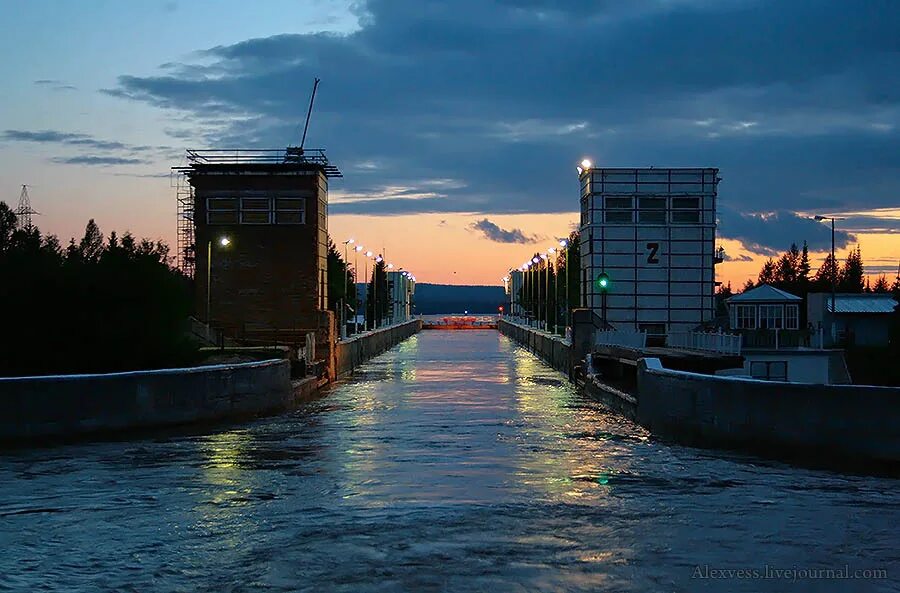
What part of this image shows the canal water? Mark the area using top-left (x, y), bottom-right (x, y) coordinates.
top-left (1, 331), bottom-right (897, 592)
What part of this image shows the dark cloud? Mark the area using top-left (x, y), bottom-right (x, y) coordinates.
top-left (470, 218), bottom-right (538, 244)
top-left (3, 129), bottom-right (173, 165)
top-left (33, 79), bottom-right (77, 91)
top-left (104, 0), bottom-right (900, 252)
top-left (52, 156), bottom-right (145, 166)
top-left (722, 252), bottom-right (754, 262)
top-left (719, 207), bottom-right (856, 255)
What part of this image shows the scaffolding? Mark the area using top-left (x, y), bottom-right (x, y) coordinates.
top-left (173, 171), bottom-right (195, 277)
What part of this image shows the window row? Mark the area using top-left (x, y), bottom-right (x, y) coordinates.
top-left (206, 196), bottom-right (305, 225)
top-left (733, 304), bottom-right (799, 330)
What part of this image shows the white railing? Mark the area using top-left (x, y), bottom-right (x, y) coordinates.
top-left (595, 330), bottom-right (647, 349)
top-left (666, 330), bottom-right (742, 355)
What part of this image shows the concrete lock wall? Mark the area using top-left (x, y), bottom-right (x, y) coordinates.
top-left (335, 319), bottom-right (423, 378)
top-left (637, 358), bottom-right (900, 464)
top-left (0, 359), bottom-right (293, 442)
top-left (498, 319), bottom-right (571, 375)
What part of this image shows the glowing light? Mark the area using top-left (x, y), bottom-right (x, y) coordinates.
top-left (581, 158), bottom-right (592, 169)
top-left (219, 236), bottom-right (231, 247)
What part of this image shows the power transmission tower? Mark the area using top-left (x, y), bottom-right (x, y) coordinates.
top-left (14, 185), bottom-right (40, 229)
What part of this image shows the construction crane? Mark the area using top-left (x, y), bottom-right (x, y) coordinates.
top-left (14, 185), bottom-right (40, 229)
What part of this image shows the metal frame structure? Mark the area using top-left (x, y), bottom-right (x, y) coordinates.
top-left (177, 148), bottom-right (342, 178)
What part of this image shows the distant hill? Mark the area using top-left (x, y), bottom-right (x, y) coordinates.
top-left (356, 282), bottom-right (505, 314)
top-left (412, 283), bottom-right (505, 314)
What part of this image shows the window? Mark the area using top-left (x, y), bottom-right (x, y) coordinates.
top-left (735, 304), bottom-right (756, 329)
top-left (275, 197), bottom-right (305, 224)
top-left (671, 196), bottom-right (700, 224)
top-left (758, 304), bottom-right (783, 329)
top-left (750, 361), bottom-right (787, 381)
top-left (672, 197), bottom-right (700, 209)
top-left (206, 194), bottom-right (308, 225)
top-left (206, 197), bottom-right (238, 224)
top-left (240, 197), bottom-right (271, 224)
top-left (638, 197), bottom-right (666, 223)
top-left (785, 304), bottom-right (799, 330)
top-left (605, 196), bottom-right (633, 223)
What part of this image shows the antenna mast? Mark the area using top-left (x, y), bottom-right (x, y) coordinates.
top-left (15, 185), bottom-right (40, 229)
top-left (300, 77), bottom-right (320, 150)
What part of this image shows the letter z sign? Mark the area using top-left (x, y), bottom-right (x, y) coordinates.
top-left (646, 242), bottom-right (660, 265)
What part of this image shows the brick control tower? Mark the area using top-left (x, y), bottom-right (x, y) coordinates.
top-left (178, 147), bottom-right (342, 345)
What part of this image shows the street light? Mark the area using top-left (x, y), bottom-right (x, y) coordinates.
top-left (814, 215), bottom-right (846, 341)
top-left (207, 235), bottom-right (231, 327)
top-left (341, 238), bottom-right (355, 338)
top-left (559, 238), bottom-right (570, 330)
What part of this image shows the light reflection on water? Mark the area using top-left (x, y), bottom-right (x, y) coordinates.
top-left (0, 330), bottom-right (898, 592)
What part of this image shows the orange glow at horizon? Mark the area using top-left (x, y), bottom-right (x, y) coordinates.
top-left (331, 212), bottom-right (899, 288)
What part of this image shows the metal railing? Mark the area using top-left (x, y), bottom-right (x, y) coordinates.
top-left (737, 328), bottom-right (824, 350)
top-left (595, 330), bottom-right (647, 349)
top-left (666, 330), bottom-right (742, 355)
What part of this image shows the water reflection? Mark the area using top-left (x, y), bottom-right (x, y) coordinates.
top-left (0, 330), bottom-right (898, 592)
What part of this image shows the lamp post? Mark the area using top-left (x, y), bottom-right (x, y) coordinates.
top-left (207, 235), bottom-right (231, 328)
top-left (532, 256), bottom-right (539, 327)
top-left (814, 215), bottom-right (845, 342)
top-left (560, 238), bottom-right (569, 330)
top-left (341, 239), bottom-right (354, 338)
top-left (364, 250), bottom-right (372, 330)
top-left (353, 245), bottom-right (363, 334)
top-left (548, 247), bottom-right (557, 333)
top-left (375, 254), bottom-right (383, 328)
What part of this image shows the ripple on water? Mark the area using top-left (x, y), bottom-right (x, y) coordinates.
top-left (0, 331), bottom-right (898, 592)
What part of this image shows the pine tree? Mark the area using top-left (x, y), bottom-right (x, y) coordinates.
top-left (757, 258), bottom-right (777, 285)
top-left (813, 253), bottom-right (839, 292)
top-left (742, 278), bottom-right (755, 293)
top-left (798, 241), bottom-right (811, 289)
top-left (838, 246), bottom-right (865, 293)
top-left (78, 219), bottom-right (104, 263)
top-left (872, 275), bottom-right (890, 293)
top-left (0, 202), bottom-right (17, 254)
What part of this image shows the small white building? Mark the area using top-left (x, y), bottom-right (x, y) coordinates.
top-left (727, 284), bottom-right (802, 331)
top-left (725, 284), bottom-right (847, 384)
top-left (387, 271), bottom-right (415, 324)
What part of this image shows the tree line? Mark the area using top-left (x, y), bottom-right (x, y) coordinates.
top-left (514, 230), bottom-right (580, 332)
top-left (326, 239), bottom-right (391, 330)
top-left (722, 241), bottom-right (899, 300)
top-left (0, 202), bottom-right (195, 376)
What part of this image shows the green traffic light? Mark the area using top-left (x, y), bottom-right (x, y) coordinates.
top-left (596, 272), bottom-right (610, 292)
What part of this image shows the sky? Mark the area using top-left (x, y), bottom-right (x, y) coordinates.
top-left (1, 0), bottom-right (898, 286)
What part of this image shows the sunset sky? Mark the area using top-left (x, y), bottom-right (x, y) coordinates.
top-left (1, 0), bottom-right (897, 287)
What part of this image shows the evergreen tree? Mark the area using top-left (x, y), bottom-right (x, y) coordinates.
top-left (812, 253), bottom-right (839, 292)
top-left (78, 219), bottom-right (104, 263)
top-left (715, 281), bottom-right (733, 316)
top-left (872, 275), bottom-right (890, 293)
top-left (798, 241), bottom-right (811, 292)
top-left (0, 202), bottom-right (16, 253)
top-left (838, 246), bottom-right (865, 293)
top-left (326, 237), bottom-right (355, 315)
top-left (364, 259), bottom-right (390, 329)
top-left (742, 278), bottom-right (755, 293)
top-left (757, 258), bottom-right (777, 285)
top-left (0, 201), bottom-right (194, 376)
